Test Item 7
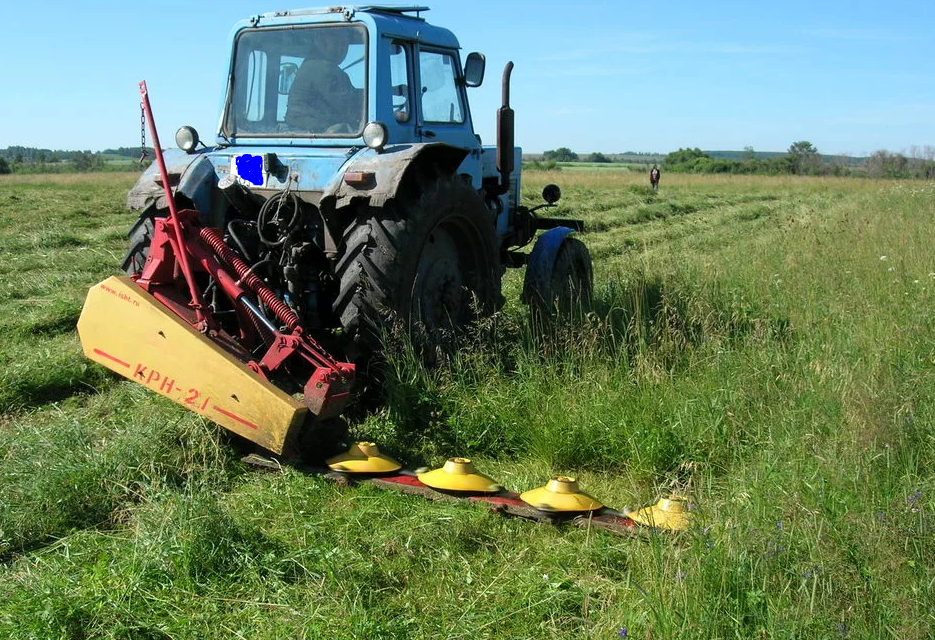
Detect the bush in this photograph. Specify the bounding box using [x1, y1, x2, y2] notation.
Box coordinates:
[543, 147, 579, 162]
[0, 156, 11, 174]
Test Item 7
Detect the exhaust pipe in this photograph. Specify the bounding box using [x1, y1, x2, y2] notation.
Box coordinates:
[495, 61, 515, 196]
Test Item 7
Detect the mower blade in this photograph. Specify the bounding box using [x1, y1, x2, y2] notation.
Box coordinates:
[364, 474, 646, 538]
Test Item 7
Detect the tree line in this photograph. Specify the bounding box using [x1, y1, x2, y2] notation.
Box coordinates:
[0, 146, 153, 174]
[534, 143, 935, 180]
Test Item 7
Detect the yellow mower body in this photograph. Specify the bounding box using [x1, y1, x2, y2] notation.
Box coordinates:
[77, 276, 307, 454]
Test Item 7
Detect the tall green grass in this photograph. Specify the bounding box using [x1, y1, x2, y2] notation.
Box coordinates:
[1, 172, 932, 638]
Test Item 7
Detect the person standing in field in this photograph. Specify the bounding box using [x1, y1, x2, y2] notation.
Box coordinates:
[650, 164, 660, 192]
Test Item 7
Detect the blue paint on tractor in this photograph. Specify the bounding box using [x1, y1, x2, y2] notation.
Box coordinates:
[235, 155, 264, 186]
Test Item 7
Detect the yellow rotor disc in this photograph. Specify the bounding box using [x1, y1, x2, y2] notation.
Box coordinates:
[519, 476, 603, 513]
[325, 442, 402, 474]
[417, 458, 501, 493]
[628, 496, 692, 531]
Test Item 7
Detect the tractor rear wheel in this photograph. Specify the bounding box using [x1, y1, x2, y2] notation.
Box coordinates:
[120, 209, 161, 275]
[333, 176, 501, 357]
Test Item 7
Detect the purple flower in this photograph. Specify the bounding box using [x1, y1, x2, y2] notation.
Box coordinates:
[618, 628, 629, 638]
[907, 489, 922, 506]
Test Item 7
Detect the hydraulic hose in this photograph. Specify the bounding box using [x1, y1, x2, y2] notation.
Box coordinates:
[199, 227, 300, 330]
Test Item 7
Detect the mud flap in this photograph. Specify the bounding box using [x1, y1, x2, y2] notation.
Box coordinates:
[77, 276, 307, 454]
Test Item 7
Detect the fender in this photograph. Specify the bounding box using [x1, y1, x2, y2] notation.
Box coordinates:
[127, 148, 217, 219]
[324, 142, 470, 209]
[521, 226, 576, 305]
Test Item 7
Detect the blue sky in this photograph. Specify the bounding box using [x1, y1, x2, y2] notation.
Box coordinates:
[2, 0, 932, 156]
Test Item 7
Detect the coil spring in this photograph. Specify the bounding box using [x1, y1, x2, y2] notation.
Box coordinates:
[199, 227, 300, 330]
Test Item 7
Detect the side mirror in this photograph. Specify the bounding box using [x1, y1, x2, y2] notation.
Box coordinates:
[542, 184, 561, 205]
[278, 62, 298, 95]
[463, 52, 486, 87]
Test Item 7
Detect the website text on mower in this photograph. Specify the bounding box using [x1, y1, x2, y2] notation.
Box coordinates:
[77, 5, 592, 456]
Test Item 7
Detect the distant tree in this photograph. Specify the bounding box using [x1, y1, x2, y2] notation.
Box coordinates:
[787, 140, 820, 175]
[664, 147, 707, 165]
[0, 156, 10, 174]
[663, 147, 709, 172]
[543, 147, 579, 162]
[830, 154, 852, 176]
[587, 152, 611, 163]
[742, 146, 756, 162]
[72, 151, 105, 172]
[73, 152, 93, 172]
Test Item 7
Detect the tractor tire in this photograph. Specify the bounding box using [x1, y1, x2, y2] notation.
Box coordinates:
[333, 176, 501, 356]
[548, 237, 593, 314]
[120, 209, 162, 275]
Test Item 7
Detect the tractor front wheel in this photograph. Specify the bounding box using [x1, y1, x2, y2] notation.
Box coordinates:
[549, 237, 593, 313]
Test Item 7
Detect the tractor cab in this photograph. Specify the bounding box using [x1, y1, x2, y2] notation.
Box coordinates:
[213, 6, 485, 189]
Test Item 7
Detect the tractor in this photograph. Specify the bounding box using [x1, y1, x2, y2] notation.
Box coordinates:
[77, 5, 592, 457]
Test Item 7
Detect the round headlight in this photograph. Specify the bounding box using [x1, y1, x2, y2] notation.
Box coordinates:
[362, 121, 388, 151]
[175, 126, 200, 153]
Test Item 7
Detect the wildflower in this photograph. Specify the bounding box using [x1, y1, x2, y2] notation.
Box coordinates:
[914, 280, 920, 284]
[618, 628, 629, 638]
[837, 621, 849, 637]
[907, 489, 922, 506]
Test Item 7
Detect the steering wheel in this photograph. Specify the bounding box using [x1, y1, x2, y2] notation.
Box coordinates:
[325, 122, 355, 134]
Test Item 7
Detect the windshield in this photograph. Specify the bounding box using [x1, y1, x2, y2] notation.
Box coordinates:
[225, 24, 367, 138]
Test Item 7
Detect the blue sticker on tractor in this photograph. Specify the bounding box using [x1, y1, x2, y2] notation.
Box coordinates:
[235, 154, 264, 186]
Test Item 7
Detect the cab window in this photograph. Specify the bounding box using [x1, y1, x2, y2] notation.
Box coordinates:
[389, 42, 411, 123]
[418, 50, 464, 124]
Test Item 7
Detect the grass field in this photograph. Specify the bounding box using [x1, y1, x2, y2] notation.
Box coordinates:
[1, 170, 933, 639]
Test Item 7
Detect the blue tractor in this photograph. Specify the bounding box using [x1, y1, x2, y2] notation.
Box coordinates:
[125, 5, 591, 352]
[79, 5, 592, 453]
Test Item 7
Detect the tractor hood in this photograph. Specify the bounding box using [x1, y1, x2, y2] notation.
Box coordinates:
[204, 144, 364, 194]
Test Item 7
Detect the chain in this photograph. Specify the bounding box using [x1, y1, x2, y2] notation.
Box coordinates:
[139, 104, 149, 165]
